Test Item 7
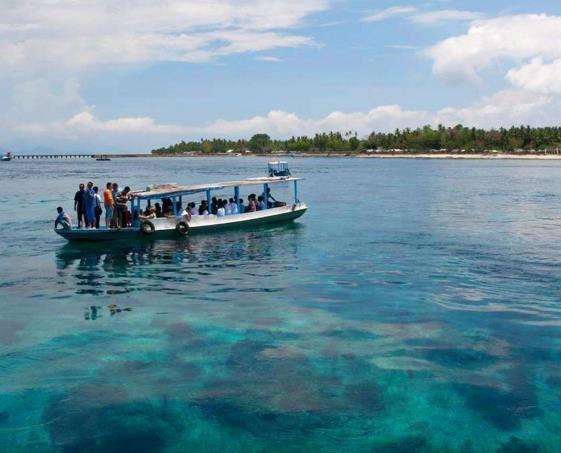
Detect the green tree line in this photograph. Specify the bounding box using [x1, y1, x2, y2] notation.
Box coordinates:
[152, 125, 561, 155]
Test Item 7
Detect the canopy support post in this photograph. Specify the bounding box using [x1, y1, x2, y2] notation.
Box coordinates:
[294, 180, 298, 204]
[206, 190, 211, 216]
[235, 186, 240, 214]
[263, 183, 268, 210]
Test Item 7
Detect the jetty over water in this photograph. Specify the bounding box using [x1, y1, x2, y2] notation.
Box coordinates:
[11, 153, 150, 159]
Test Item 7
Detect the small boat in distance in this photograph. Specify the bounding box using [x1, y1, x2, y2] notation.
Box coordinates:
[1, 151, 12, 162]
[96, 155, 112, 161]
[55, 163, 307, 242]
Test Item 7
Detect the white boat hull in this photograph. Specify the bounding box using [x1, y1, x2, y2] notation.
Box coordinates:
[55, 204, 307, 242]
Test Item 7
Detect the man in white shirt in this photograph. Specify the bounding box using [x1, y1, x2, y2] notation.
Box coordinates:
[228, 198, 238, 215]
[217, 200, 226, 217]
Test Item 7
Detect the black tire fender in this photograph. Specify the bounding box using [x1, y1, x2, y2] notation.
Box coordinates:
[176, 220, 189, 236]
[140, 220, 155, 235]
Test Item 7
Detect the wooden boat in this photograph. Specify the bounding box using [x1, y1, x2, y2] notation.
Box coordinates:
[55, 167, 307, 242]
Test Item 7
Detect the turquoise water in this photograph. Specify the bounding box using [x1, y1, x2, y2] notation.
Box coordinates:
[1, 157, 561, 452]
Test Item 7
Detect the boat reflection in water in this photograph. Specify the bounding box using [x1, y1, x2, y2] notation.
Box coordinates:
[55, 223, 305, 298]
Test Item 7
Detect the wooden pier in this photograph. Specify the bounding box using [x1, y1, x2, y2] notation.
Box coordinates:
[11, 153, 150, 159]
[13, 154, 94, 159]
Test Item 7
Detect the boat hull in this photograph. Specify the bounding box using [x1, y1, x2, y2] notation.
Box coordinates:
[55, 204, 307, 242]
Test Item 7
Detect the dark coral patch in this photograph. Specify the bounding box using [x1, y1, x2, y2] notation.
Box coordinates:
[456, 383, 539, 431]
[43, 395, 184, 452]
[496, 436, 541, 453]
[345, 382, 384, 412]
[371, 435, 430, 452]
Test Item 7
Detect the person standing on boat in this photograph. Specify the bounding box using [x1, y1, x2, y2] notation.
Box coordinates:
[93, 186, 103, 229]
[54, 207, 72, 230]
[266, 188, 277, 208]
[73, 183, 86, 228]
[103, 182, 114, 228]
[114, 186, 131, 229]
[84, 181, 96, 228]
[111, 182, 119, 227]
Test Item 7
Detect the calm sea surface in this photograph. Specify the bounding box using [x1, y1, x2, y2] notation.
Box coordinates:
[1, 157, 561, 452]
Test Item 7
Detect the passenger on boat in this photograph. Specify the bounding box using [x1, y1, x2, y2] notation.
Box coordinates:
[111, 182, 119, 227]
[247, 194, 257, 212]
[114, 186, 131, 229]
[188, 202, 198, 216]
[55, 207, 72, 230]
[165, 207, 175, 218]
[217, 200, 226, 217]
[85, 181, 96, 228]
[154, 203, 163, 218]
[140, 206, 157, 220]
[256, 195, 264, 211]
[211, 197, 218, 215]
[103, 182, 114, 228]
[238, 198, 245, 214]
[180, 205, 191, 221]
[74, 183, 86, 228]
[162, 198, 173, 214]
[266, 188, 277, 208]
[228, 198, 238, 215]
[93, 186, 103, 229]
[124, 206, 132, 227]
[199, 200, 209, 216]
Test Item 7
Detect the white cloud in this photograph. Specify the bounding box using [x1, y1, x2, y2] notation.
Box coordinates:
[425, 14, 561, 83]
[385, 44, 417, 50]
[0, 0, 327, 73]
[363, 6, 417, 22]
[411, 10, 483, 25]
[507, 58, 561, 95]
[255, 56, 284, 62]
[11, 87, 561, 152]
[435, 89, 552, 128]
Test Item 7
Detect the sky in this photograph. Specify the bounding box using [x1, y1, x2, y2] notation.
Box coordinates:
[2, 0, 561, 153]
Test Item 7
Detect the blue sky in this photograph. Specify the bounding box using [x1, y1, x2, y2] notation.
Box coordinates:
[2, 0, 561, 152]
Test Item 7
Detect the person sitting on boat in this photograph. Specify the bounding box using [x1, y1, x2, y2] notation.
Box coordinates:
[154, 202, 163, 218]
[199, 200, 209, 216]
[165, 207, 175, 218]
[188, 202, 198, 216]
[247, 194, 257, 212]
[211, 197, 218, 215]
[228, 198, 238, 215]
[217, 200, 227, 217]
[140, 206, 157, 220]
[256, 195, 264, 211]
[238, 198, 245, 214]
[180, 205, 191, 222]
[54, 207, 72, 230]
